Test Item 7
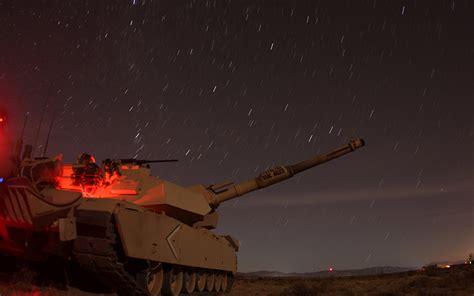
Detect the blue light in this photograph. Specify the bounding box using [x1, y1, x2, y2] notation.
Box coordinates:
[0, 178, 4, 183]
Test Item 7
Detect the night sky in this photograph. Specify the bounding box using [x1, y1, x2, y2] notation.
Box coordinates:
[1, 1, 472, 272]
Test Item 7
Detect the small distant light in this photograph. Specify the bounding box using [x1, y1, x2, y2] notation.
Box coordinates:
[445, 265, 451, 268]
[0, 178, 4, 183]
[0, 117, 4, 123]
[329, 267, 333, 272]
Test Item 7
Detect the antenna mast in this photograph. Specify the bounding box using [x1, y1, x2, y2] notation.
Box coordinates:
[32, 82, 53, 158]
[20, 113, 29, 139]
[14, 113, 29, 162]
[42, 111, 56, 158]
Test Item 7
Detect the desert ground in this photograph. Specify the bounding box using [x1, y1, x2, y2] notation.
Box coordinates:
[228, 264, 474, 296]
[0, 264, 472, 296]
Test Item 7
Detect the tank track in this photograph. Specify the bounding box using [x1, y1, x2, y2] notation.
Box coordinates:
[73, 222, 149, 296]
[72, 220, 233, 295]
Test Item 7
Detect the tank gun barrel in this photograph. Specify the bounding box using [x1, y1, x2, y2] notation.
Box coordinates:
[211, 138, 365, 206]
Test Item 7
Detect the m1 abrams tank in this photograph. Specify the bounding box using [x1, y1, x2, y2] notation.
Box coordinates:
[0, 115, 365, 295]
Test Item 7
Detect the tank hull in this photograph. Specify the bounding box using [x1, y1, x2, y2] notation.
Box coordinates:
[76, 198, 238, 272]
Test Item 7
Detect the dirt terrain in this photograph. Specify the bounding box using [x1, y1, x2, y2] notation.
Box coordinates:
[0, 264, 472, 296]
[229, 264, 474, 296]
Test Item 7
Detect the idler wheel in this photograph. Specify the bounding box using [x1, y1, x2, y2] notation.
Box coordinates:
[221, 272, 229, 292]
[182, 268, 196, 294]
[205, 271, 215, 292]
[214, 272, 222, 292]
[146, 263, 164, 296]
[162, 265, 183, 296]
[195, 269, 207, 292]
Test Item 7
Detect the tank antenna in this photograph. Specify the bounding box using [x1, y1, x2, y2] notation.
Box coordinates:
[14, 112, 29, 162]
[42, 110, 56, 158]
[20, 112, 29, 139]
[32, 82, 53, 158]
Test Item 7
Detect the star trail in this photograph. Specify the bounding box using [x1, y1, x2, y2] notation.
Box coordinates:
[0, 0, 472, 272]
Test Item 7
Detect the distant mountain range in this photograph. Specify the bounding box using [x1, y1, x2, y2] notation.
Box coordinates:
[239, 266, 415, 278]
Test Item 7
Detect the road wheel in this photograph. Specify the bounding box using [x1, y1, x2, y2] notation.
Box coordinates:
[195, 269, 207, 292]
[162, 265, 183, 296]
[214, 272, 222, 292]
[182, 268, 196, 294]
[146, 263, 163, 296]
[221, 272, 229, 292]
[205, 271, 215, 292]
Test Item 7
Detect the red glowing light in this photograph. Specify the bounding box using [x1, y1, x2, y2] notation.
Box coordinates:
[8, 290, 46, 296]
[329, 267, 334, 272]
[110, 189, 138, 195]
[0, 117, 4, 123]
[0, 218, 9, 241]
